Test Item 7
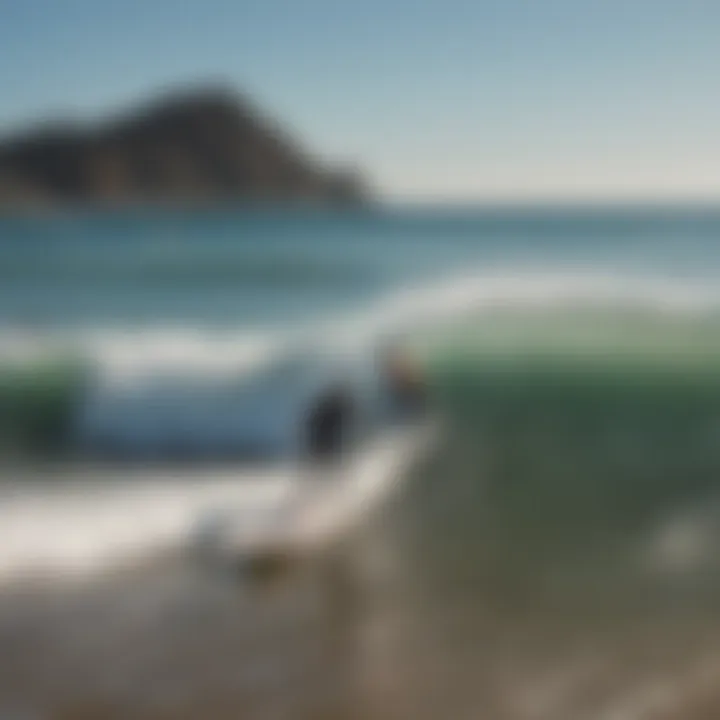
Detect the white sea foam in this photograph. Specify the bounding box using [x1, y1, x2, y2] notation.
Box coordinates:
[361, 268, 720, 334]
[2, 268, 719, 367]
[0, 469, 292, 583]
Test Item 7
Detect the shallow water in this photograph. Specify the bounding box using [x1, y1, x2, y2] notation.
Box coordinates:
[4, 362, 720, 718]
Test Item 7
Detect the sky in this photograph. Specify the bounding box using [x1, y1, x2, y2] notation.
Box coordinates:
[0, 0, 719, 203]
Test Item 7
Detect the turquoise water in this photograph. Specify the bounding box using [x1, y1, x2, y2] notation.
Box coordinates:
[3, 206, 720, 457]
[2, 206, 720, 328]
[4, 208, 720, 717]
[4, 206, 720, 583]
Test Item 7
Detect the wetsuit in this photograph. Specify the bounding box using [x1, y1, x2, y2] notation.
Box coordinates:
[306, 388, 353, 461]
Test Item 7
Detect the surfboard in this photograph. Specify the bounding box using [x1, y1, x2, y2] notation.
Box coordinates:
[192, 418, 437, 571]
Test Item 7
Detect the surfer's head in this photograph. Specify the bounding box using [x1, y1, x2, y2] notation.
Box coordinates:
[380, 344, 421, 385]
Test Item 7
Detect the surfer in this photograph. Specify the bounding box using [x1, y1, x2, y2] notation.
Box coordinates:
[306, 385, 355, 463]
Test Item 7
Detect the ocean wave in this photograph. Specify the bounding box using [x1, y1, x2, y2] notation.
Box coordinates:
[4, 268, 720, 584]
[366, 268, 720, 333]
[2, 268, 720, 457]
[4, 267, 720, 377]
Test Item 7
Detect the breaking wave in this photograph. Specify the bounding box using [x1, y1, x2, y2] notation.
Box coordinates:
[4, 268, 720, 583]
[4, 267, 720, 431]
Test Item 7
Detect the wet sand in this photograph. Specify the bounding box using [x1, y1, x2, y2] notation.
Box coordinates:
[3, 449, 720, 720]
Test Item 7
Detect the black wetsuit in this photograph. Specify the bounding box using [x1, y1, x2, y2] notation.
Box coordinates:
[307, 389, 353, 461]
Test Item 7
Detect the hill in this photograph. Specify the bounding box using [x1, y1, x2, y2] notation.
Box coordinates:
[0, 87, 368, 208]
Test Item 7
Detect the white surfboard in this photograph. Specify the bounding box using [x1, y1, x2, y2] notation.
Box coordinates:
[192, 418, 437, 569]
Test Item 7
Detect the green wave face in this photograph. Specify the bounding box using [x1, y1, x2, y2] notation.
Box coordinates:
[403, 310, 720, 581]
[0, 358, 87, 458]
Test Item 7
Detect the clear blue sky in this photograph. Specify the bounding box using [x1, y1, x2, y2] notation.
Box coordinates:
[1, 0, 718, 202]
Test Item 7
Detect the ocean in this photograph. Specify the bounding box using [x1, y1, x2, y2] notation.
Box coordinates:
[3, 206, 720, 718]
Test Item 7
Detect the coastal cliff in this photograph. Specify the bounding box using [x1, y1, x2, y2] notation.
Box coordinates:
[0, 87, 368, 209]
